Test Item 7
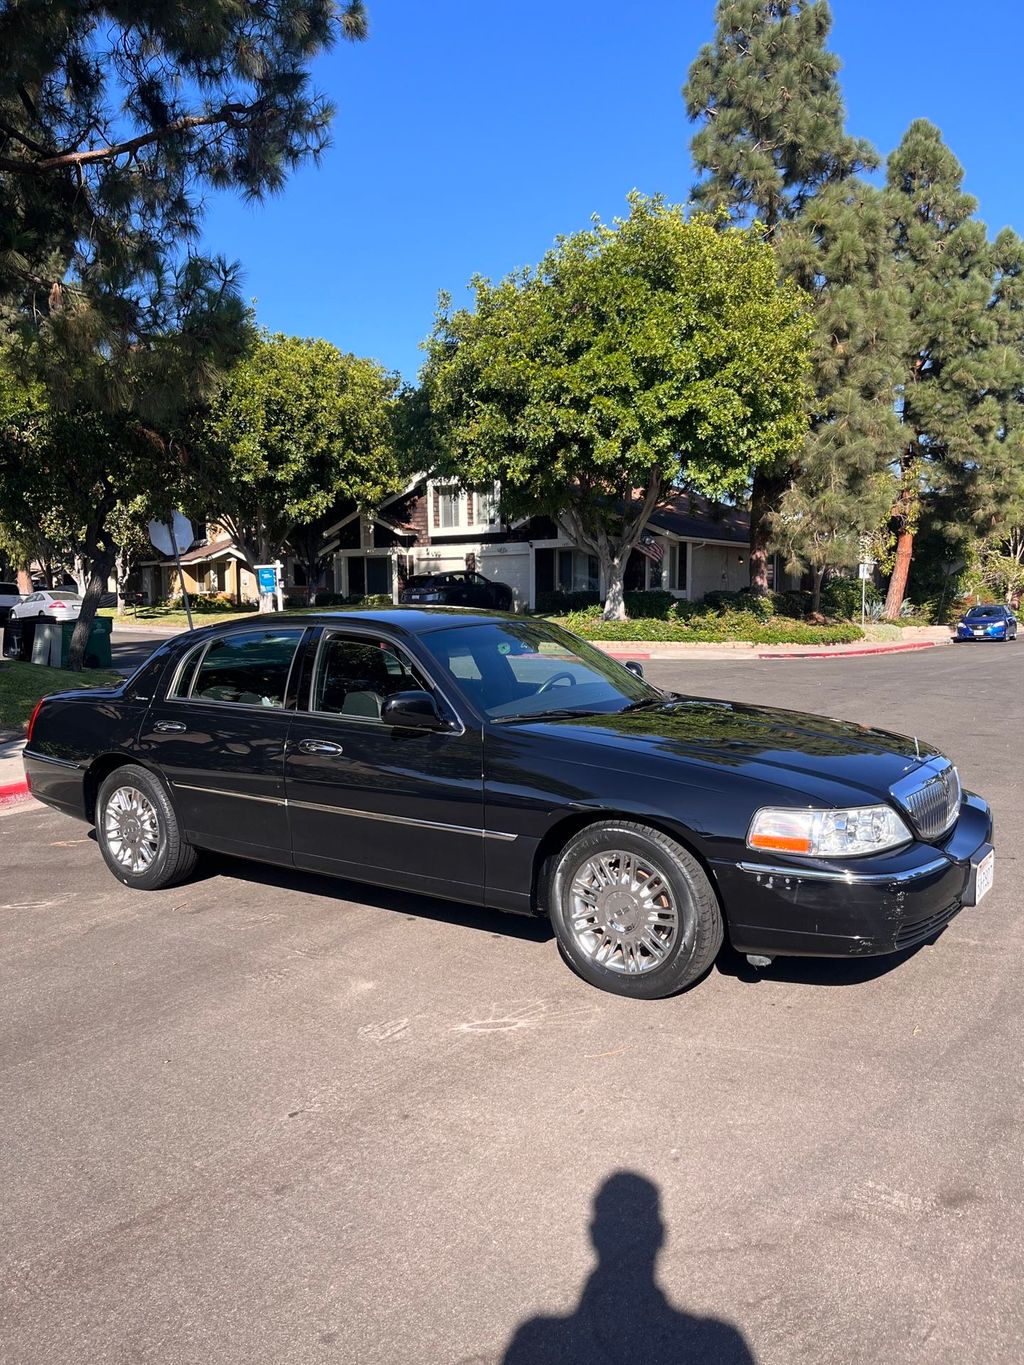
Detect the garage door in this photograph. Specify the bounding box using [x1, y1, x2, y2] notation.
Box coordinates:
[479, 546, 530, 611]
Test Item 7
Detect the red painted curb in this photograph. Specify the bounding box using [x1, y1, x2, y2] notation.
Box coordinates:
[757, 641, 942, 661]
[0, 779, 30, 806]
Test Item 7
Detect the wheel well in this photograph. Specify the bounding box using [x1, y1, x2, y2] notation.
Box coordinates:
[83, 754, 170, 824]
[529, 809, 719, 916]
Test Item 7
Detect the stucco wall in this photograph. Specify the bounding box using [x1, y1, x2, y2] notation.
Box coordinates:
[689, 544, 748, 600]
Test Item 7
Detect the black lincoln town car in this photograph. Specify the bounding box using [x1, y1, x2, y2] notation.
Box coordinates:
[23, 609, 994, 998]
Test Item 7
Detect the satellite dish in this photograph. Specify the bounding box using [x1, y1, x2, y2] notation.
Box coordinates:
[148, 511, 194, 557]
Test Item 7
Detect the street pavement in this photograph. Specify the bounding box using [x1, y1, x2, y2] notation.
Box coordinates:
[1, 645, 1022, 1364]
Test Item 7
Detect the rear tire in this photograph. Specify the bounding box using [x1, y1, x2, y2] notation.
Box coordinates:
[543, 821, 723, 999]
[96, 764, 198, 890]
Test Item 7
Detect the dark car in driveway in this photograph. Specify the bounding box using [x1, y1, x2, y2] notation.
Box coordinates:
[23, 609, 995, 998]
[400, 571, 514, 611]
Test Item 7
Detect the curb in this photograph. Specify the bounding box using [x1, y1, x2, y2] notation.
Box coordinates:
[0, 779, 30, 807]
[757, 641, 943, 661]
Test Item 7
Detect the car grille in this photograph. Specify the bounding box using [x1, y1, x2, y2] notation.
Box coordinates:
[894, 898, 962, 951]
[893, 763, 961, 842]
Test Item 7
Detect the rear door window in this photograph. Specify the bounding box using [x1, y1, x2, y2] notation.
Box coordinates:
[174, 629, 304, 707]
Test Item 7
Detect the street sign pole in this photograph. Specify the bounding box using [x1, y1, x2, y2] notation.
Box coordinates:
[862, 573, 866, 629]
[168, 523, 194, 631]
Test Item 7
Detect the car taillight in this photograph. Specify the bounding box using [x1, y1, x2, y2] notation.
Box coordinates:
[26, 699, 44, 743]
[52, 601, 66, 609]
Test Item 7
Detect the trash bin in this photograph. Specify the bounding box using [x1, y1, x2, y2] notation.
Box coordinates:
[59, 616, 113, 668]
[85, 615, 112, 668]
[31, 620, 59, 665]
[2, 617, 22, 659]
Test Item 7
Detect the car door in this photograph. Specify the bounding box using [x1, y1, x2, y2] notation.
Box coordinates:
[284, 626, 485, 901]
[137, 625, 308, 860]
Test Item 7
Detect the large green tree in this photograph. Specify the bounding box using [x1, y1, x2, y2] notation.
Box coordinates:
[0, 395, 186, 664]
[770, 179, 906, 607]
[881, 121, 1014, 616]
[422, 196, 811, 620]
[198, 332, 401, 580]
[684, 0, 875, 592]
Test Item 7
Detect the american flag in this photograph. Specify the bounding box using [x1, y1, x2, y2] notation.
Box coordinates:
[635, 534, 665, 563]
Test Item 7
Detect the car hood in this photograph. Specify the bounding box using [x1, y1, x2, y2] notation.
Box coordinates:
[517, 696, 937, 797]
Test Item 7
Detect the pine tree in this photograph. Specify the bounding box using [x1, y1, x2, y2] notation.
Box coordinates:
[770, 179, 906, 608]
[684, 0, 875, 592]
[0, 0, 368, 383]
[881, 120, 1003, 616]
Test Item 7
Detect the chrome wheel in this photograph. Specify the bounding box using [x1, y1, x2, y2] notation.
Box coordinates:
[569, 849, 679, 974]
[103, 785, 160, 874]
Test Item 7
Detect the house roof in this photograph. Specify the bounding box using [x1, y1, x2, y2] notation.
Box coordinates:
[647, 492, 750, 545]
[175, 537, 246, 564]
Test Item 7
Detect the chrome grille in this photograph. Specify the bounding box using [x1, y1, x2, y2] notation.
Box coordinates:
[893, 762, 961, 842]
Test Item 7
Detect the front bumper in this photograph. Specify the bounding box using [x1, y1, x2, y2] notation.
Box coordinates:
[712, 794, 993, 958]
[956, 625, 1007, 639]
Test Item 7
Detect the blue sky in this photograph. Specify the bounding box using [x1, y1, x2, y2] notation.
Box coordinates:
[202, 0, 1024, 383]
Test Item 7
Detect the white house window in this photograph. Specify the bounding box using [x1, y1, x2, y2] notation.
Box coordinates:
[438, 487, 460, 529]
[478, 486, 500, 525]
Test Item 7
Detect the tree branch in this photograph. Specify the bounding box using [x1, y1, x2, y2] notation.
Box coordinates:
[0, 102, 254, 175]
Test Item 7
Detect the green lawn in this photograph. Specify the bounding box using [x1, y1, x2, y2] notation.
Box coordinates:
[98, 604, 260, 629]
[0, 659, 122, 735]
[98, 604, 337, 629]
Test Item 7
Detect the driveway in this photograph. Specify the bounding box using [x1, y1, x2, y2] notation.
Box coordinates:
[1, 645, 1021, 1363]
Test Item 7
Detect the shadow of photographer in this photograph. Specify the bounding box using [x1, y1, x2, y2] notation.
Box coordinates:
[502, 1171, 755, 1363]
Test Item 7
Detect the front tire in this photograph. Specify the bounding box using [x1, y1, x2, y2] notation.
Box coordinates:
[96, 764, 198, 890]
[544, 821, 723, 999]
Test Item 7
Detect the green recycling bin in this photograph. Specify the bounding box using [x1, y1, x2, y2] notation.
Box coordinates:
[59, 615, 113, 668]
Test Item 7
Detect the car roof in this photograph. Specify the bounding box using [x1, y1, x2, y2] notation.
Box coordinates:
[173, 606, 513, 644]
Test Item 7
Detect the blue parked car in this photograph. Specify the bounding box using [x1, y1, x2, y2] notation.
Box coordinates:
[954, 604, 1019, 641]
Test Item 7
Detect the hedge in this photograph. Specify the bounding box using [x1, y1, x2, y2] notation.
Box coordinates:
[562, 610, 864, 645]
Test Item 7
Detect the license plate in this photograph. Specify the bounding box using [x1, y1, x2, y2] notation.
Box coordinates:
[975, 850, 994, 904]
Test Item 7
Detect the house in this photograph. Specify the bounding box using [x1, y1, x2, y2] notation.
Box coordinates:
[307, 479, 795, 610]
[135, 527, 259, 605]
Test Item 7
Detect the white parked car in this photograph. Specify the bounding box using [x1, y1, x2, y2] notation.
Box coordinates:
[10, 589, 83, 621]
[0, 581, 24, 624]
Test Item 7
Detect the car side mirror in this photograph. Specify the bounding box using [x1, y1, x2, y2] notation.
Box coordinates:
[381, 689, 446, 731]
[624, 660, 645, 679]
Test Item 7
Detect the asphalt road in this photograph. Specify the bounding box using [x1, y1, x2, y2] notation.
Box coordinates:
[2, 644, 1022, 1364]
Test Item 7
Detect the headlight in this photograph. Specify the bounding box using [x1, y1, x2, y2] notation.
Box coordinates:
[747, 805, 912, 858]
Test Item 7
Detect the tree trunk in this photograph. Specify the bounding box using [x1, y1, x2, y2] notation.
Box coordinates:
[16, 566, 32, 595]
[68, 547, 115, 670]
[602, 553, 627, 621]
[884, 528, 914, 618]
[811, 565, 826, 614]
[748, 467, 787, 595]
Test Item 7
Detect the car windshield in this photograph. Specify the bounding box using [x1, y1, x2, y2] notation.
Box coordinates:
[965, 605, 1003, 619]
[427, 619, 662, 720]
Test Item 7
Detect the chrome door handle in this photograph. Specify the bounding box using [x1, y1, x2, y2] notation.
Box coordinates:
[296, 739, 345, 756]
[153, 721, 187, 733]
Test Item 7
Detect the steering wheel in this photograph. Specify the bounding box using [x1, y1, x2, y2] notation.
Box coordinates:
[537, 670, 578, 694]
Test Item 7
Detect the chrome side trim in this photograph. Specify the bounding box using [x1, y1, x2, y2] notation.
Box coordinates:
[171, 782, 517, 841]
[23, 750, 82, 770]
[288, 797, 516, 841]
[173, 782, 285, 807]
[736, 857, 951, 885]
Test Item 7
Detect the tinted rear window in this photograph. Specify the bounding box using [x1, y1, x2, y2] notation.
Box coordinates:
[0, 583, 19, 594]
[49, 591, 82, 601]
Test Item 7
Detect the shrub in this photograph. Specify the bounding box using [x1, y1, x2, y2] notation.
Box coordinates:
[561, 610, 863, 646]
[623, 589, 677, 620]
[167, 591, 239, 612]
[820, 577, 879, 620]
[535, 589, 601, 614]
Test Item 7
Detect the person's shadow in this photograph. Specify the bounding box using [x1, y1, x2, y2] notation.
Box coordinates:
[502, 1172, 755, 1364]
